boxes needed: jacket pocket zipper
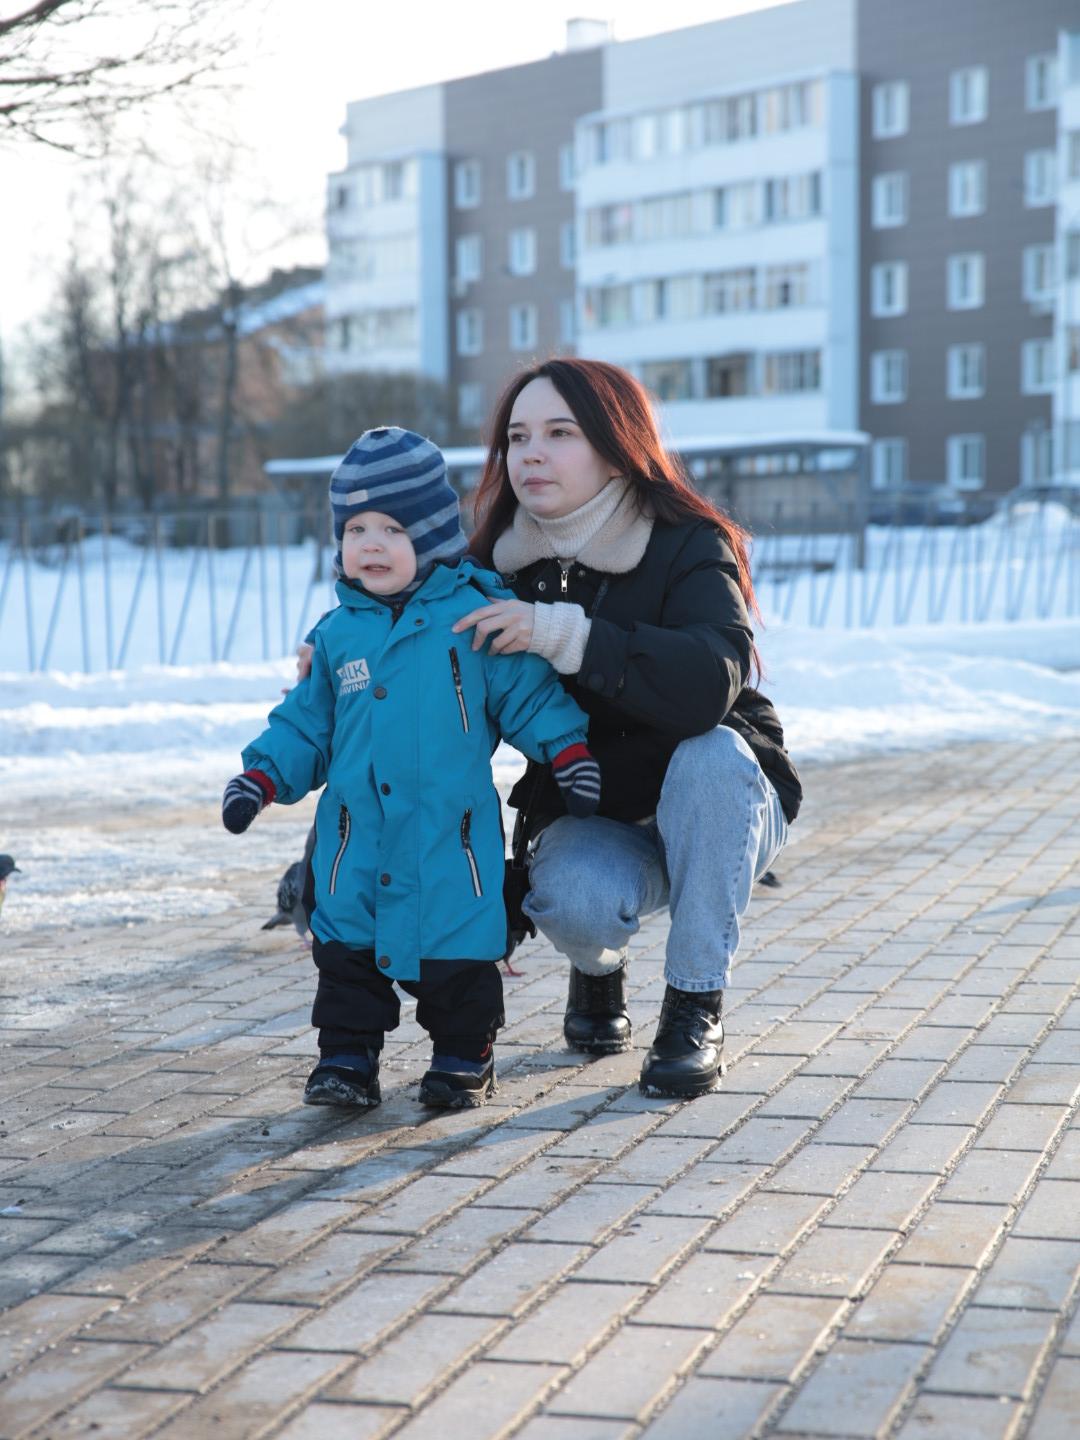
[329,802,351,895]
[449,647,470,733]
[460,808,482,897]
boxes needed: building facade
[857,0,1080,495]
[325,1,1080,499]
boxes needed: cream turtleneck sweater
[491,478,654,674]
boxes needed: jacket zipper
[559,561,570,595]
[460,808,482,897]
[329,802,351,895]
[448,647,470,733]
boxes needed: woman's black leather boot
[639,985,724,1097]
[563,962,632,1054]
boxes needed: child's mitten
[552,743,601,818]
[222,771,275,834]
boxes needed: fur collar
[492,482,655,577]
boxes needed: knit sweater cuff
[529,601,592,675]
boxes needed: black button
[380,782,391,795]
[414,618,423,626]
[373,685,387,699]
[537,580,546,592]
[380,873,391,886]
[587,672,605,691]
[377,955,391,969]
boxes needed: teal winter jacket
[242,560,588,980]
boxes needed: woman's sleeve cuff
[529,602,592,675]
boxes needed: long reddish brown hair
[470,359,759,625]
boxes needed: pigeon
[263,827,315,942]
[0,854,22,918]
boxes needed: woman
[452,358,800,1099]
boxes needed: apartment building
[858,0,1079,495]
[324,0,1080,498]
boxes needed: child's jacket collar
[334,558,502,612]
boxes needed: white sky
[0,0,787,358]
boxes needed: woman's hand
[285,642,314,693]
[452,600,536,655]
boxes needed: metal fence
[1,499,1077,673]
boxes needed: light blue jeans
[523,726,789,993]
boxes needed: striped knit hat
[329,427,466,589]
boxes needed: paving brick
[638,1376,783,1438]
[120,1300,307,1392]
[1007,1063,1080,1106]
[776,1338,928,1435]
[854,1060,944,1101]
[645,1160,764,1219]
[845,1264,973,1343]
[281,1270,450,1354]
[514,1418,631,1440]
[328,1313,503,1405]
[871,1124,975,1175]
[1045,1129,1080,1181]
[391,1361,565,1439]
[489,1280,646,1364]
[911,1082,1003,1128]
[546,1323,709,1421]
[249,1229,405,1304]
[598,1136,716,1185]
[1026,1355,1080,1440]
[273,1402,404,1439]
[894,1392,1021,1440]
[633,1249,773,1330]
[894,1199,1010,1269]
[763,1144,874,1196]
[382,1205,533,1275]
[522,1183,654,1250]
[85,1263,264,1343]
[573,1215,711,1285]
[768,1226,898,1298]
[0,1292,117,1376]
[938,1147,1042,1205]
[923,1305,1056,1398]
[706,1118,808,1166]
[1013,1180,1080,1240]
[976,1102,1069,1152]
[705,1190,828,1256]
[0,1338,150,1439]
[813,1099,912,1148]
[825,1170,938,1231]
[151,1349,348,1440]
[698,1293,843,1380]
[974,1237,1080,1311]
[29,1384,189,1440]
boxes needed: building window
[507,151,535,200]
[1025,54,1058,110]
[761,350,822,394]
[560,221,576,268]
[947,344,985,399]
[558,299,576,346]
[948,161,986,217]
[507,227,537,277]
[641,359,694,401]
[950,66,988,125]
[1070,327,1080,373]
[457,383,484,427]
[456,309,483,356]
[382,160,416,201]
[336,316,353,351]
[705,354,750,398]
[455,234,483,285]
[872,172,908,227]
[871,261,908,317]
[703,268,756,313]
[509,303,538,351]
[947,253,985,310]
[559,142,576,191]
[1068,133,1080,182]
[716,181,761,230]
[454,160,481,209]
[331,183,350,211]
[947,434,985,489]
[1021,339,1055,394]
[1022,244,1055,305]
[763,172,822,222]
[1068,232,1080,282]
[1024,150,1057,207]
[872,81,909,139]
[872,438,907,489]
[871,350,907,403]
[764,263,812,308]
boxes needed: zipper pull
[559,561,570,595]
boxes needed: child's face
[342,510,418,593]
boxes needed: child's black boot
[419,1046,497,1109]
[303,1048,381,1107]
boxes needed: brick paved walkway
[1,738,1078,1440]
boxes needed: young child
[222,427,600,1111]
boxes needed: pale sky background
[0,0,787,370]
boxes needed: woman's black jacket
[502,517,802,836]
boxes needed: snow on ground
[2,614,1077,938]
